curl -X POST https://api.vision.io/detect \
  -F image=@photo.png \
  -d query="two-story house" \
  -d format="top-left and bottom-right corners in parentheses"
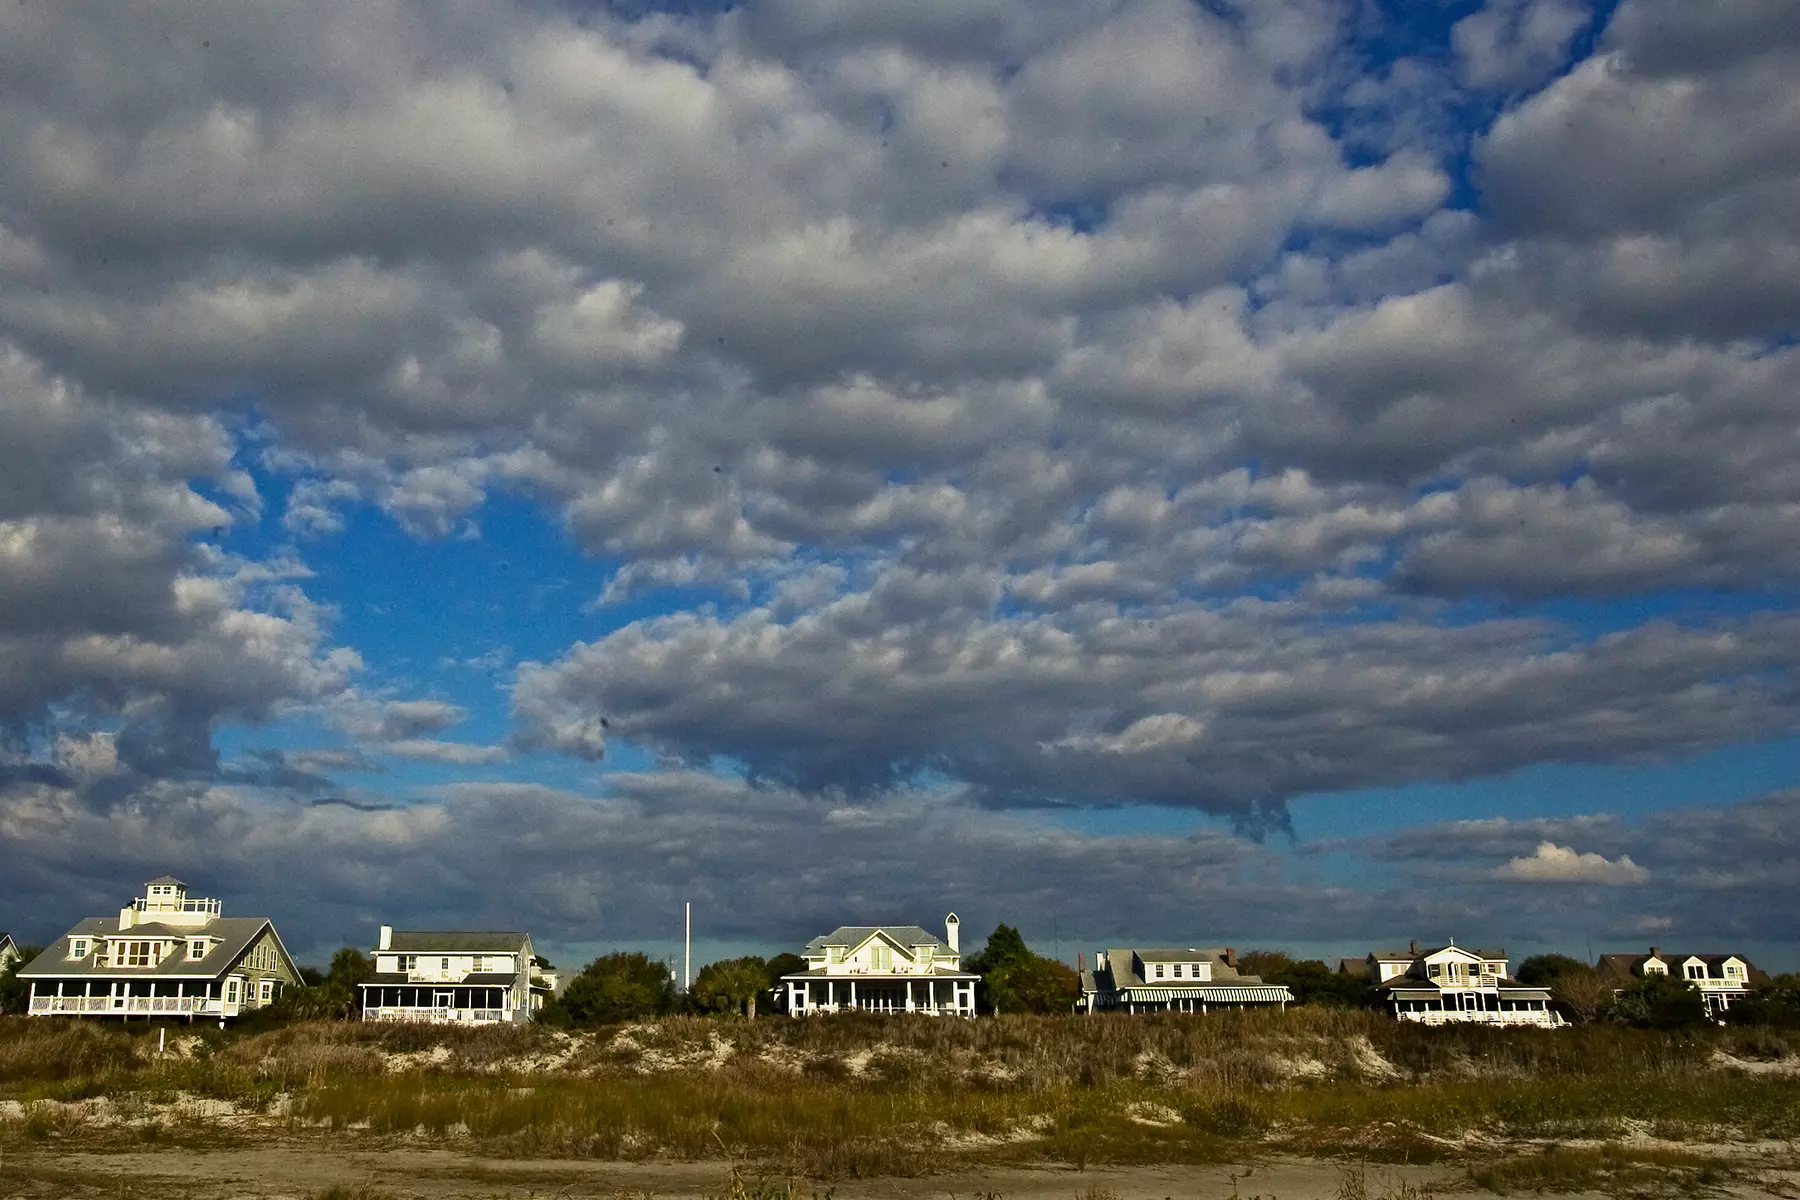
top-left (1079, 947), bottom-right (1293, 1013)
top-left (16, 877), bottom-right (298, 1023)
top-left (358, 927), bottom-right (555, 1025)
top-left (1596, 947), bottom-right (1757, 1017)
top-left (1368, 940), bottom-right (1559, 1026)
top-left (779, 913), bottom-right (977, 1016)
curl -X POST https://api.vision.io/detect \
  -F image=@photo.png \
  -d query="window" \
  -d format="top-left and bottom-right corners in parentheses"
top-left (440, 957), bottom-right (452, 975)
top-left (1153, 964), bottom-right (1165, 979)
top-left (400, 954), bottom-right (418, 973)
top-left (1427, 962), bottom-right (1441, 978)
top-left (1686, 964), bottom-right (1705, 980)
top-left (1172, 964), bottom-right (1184, 978)
top-left (871, 945), bottom-right (892, 971)
top-left (258, 979), bottom-right (274, 1005)
top-left (1725, 964), bottom-right (1740, 977)
top-left (188, 939), bottom-right (209, 960)
top-left (70, 938), bottom-right (91, 960)
top-left (1645, 961), bottom-right (1666, 975)
top-left (826, 946), bottom-right (843, 964)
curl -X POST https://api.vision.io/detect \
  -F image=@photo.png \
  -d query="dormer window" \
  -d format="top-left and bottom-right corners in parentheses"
top-left (70, 938), bottom-right (91, 960)
top-left (1686, 964), bottom-right (1705, 980)
top-left (188, 939), bottom-right (210, 960)
top-left (826, 946), bottom-right (844, 964)
top-left (1725, 964), bottom-right (1740, 977)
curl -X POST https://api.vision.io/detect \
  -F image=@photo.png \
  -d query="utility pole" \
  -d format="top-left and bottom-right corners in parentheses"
top-left (684, 901), bottom-right (692, 993)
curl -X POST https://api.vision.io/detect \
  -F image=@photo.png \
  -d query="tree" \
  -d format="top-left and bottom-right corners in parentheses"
top-left (271, 946), bottom-right (372, 1021)
top-left (1237, 950), bottom-right (1373, 1008)
top-left (692, 956), bottom-right (770, 1017)
top-left (1724, 973), bottom-right (1800, 1029)
top-left (964, 924), bottom-right (1077, 1014)
top-left (0, 945), bottom-right (43, 1015)
top-left (1515, 954), bottom-right (1592, 986)
top-left (550, 952), bottom-right (674, 1027)
top-left (1604, 972), bottom-right (1711, 1030)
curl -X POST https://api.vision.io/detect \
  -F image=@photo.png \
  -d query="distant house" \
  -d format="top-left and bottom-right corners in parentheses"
top-left (779, 913), bottom-right (978, 1016)
top-left (17, 877), bottom-right (298, 1022)
top-left (1596, 947), bottom-right (1756, 1017)
top-left (1079, 947), bottom-right (1293, 1013)
top-left (358, 926), bottom-right (556, 1025)
top-left (1366, 940), bottom-right (1559, 1027)
top-left (0, 934), bottom-right (20, 974)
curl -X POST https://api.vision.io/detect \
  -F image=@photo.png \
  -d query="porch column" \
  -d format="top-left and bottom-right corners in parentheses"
top-left (849, 979), bottom-right (857, 1010)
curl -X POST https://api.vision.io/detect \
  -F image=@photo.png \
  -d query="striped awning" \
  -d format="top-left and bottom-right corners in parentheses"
top-left (1114, 986), bottom-right (1292, 1003)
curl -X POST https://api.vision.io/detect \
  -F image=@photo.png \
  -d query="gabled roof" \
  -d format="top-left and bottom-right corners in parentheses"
top-left (144, 876), bottom-right (187, 888)
top-left (17, 917), bottom-right (294, 982)
top-left (1089, 947), bottom-right (1265, 990)
top-left (1597, 952), bottom-right (1755, 982)
top-left (804, 925), bottom-right (947, 954)
top-left (383, 931), bottom-right (529, 954)
top-left (1371, 944), bottom-right (1506, 962)
top-left (1136, 947), bottom-right (1228, 962)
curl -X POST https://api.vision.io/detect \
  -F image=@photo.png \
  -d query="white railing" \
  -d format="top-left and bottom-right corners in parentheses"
top-left (30, 995), bottom-right (237, 1016)
top-left (363, 1007), bottom-right (506, 1025)
top-left (1398, 1009), bottom-right (1561, 1027)
top-left (795, 1002), bottom-right (966, 1017)
top-left (134, 897), bottom-right (222, 916)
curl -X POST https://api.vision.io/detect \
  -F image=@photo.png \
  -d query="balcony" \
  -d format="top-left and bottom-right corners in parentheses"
top-left (133, 897), bottom-right (222, 917)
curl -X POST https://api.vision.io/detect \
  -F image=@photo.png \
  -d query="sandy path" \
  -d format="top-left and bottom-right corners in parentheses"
top-left (0, 1147), bottom-right (1458, 1200)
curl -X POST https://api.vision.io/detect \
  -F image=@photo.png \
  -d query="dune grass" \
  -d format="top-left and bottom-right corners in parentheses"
top-left (2, 1011), bottom-right (1796, 1176)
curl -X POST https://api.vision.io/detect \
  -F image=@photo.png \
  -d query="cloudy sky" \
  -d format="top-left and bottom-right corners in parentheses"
top-left (4, 0), bottom-right (1799, 973)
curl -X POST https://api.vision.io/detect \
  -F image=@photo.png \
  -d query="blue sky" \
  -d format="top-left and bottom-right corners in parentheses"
top-left (4, 0), bottom-right (1800, 974)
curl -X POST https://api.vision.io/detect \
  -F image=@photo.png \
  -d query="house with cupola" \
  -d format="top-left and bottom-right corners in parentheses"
top-left (16, 877), bottom-right (298, 1023)
top-left (1365, 940), bottom-right (1559, 1026)
top-left (1596, 948), bottom-right (1757, 1017)
top-left (779, 913), bottom-right (978, 1016)
top-left (358, 926), bottom-right (556, 1025)
top-left (1079, 946), bottom-right (1294, 1013)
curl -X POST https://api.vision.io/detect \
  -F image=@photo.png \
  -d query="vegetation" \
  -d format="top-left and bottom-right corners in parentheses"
top-left (693, 955), bottom-right (775, 1017)
top-left (0, 945), bottom-right (42, 1015)
top-left (963, 924), bottom-right (1080, 1015)
top-left (543, 951), bottom-right (675, 1027)
top-left (1726, 972), bottom-right (1800, 1028)
top-left (1603, 973), bottom-right (1712, 1030)
top-left (1, 1008), bottom-right (1796, 1177)
top-left (1237, 951), bottom-right (1375, 1008)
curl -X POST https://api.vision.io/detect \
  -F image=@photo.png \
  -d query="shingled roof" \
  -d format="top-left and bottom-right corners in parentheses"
top-left (383, 931), bottom-right (529, 954)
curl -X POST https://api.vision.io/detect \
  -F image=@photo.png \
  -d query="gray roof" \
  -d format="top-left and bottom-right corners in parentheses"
top-left (145, 876), bottom-right (187, 888)
top-left (1089, 947), bottom-right (1265, 990)
top-left (804, 925), bottom-right (947, 953)
top-left (17, 916), bottom-right (292, 982)
top-left (1597, 952), bottom-right (1753, 981)
top-left (382, 931), bottom-right (529, 954)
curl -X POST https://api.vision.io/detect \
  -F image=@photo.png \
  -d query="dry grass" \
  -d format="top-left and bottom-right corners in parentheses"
top-left (1465, 1143), bottom-right (1734, 1195)
top-left (1, 1012), bottom-right (1797, 1176)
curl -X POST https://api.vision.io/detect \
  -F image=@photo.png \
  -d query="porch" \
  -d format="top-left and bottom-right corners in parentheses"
top-left (783, 975), bottom-right (975, 1017)
top-left (28, 979), bottom-right (244, 1019)
top-left (359, 984), bottom-right (514, 1025)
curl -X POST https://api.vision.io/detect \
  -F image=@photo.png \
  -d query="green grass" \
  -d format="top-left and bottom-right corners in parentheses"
top-left (1466, 1143), bottom-right (1734, 1195)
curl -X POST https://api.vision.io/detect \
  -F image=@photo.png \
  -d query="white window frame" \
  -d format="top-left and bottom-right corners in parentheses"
top-left (188, 939), bottom-right (209, 960)
top-left (70, 938), bottom-right (91, 960)
top-left (258, 979), bottom-right (275, 1005)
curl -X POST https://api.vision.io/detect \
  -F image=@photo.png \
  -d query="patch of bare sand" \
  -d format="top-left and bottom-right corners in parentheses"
top-left (2, 1147), bottom-right (1461, 1200)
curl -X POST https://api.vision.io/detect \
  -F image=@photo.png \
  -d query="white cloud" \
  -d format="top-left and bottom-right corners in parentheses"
top-left (1495, 841), bottom-right (1651, 884)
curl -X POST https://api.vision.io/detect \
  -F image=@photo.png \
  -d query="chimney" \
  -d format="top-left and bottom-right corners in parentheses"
top-left (944, 912), bottom-right (960, 955)
top-left (1224, 948), bottom-right (1237, 969)
top-left (379, 925), bottom-right (393, 951)
top-left (119, 907), bottom-right (134, 932)
top-left (1409, 940), bottom-right (1418, 956)
top-left (1649, 946), bottom-right (1660, 959)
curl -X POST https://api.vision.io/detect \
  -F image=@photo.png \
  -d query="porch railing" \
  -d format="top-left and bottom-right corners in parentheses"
top-left (363, 1007), bottom-right (506, 1024)
top-left (30, 995), bottom-right (238, 1016)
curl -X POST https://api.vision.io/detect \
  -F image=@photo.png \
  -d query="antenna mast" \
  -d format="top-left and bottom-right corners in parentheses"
top-left (684, 901), bottom-right (692, 993)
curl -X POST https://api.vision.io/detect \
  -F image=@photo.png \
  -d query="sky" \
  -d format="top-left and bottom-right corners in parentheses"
top-left (4, 0), bottom-right (1800, 974)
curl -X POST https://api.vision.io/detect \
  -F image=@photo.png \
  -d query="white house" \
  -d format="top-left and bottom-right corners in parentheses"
top-left (0, 934), bottom-right (20, 974)
top-left (1079, 947), bottom-right (1293, 1013)
top-left (780, 913), bottom-right (977, 1016)
top-left (1596, 948), bottom-right (1756, 1017)
top-left (16, 877), bottom-right (299, 1022)
top-left (358, 927), bottom-right (556, 1025)
top-left (1368, 941), bottom-right (1560, 1027)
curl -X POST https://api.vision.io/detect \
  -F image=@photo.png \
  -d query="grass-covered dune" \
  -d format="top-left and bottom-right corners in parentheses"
top-left (3, 1010), bottom-right (1798, 1178)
